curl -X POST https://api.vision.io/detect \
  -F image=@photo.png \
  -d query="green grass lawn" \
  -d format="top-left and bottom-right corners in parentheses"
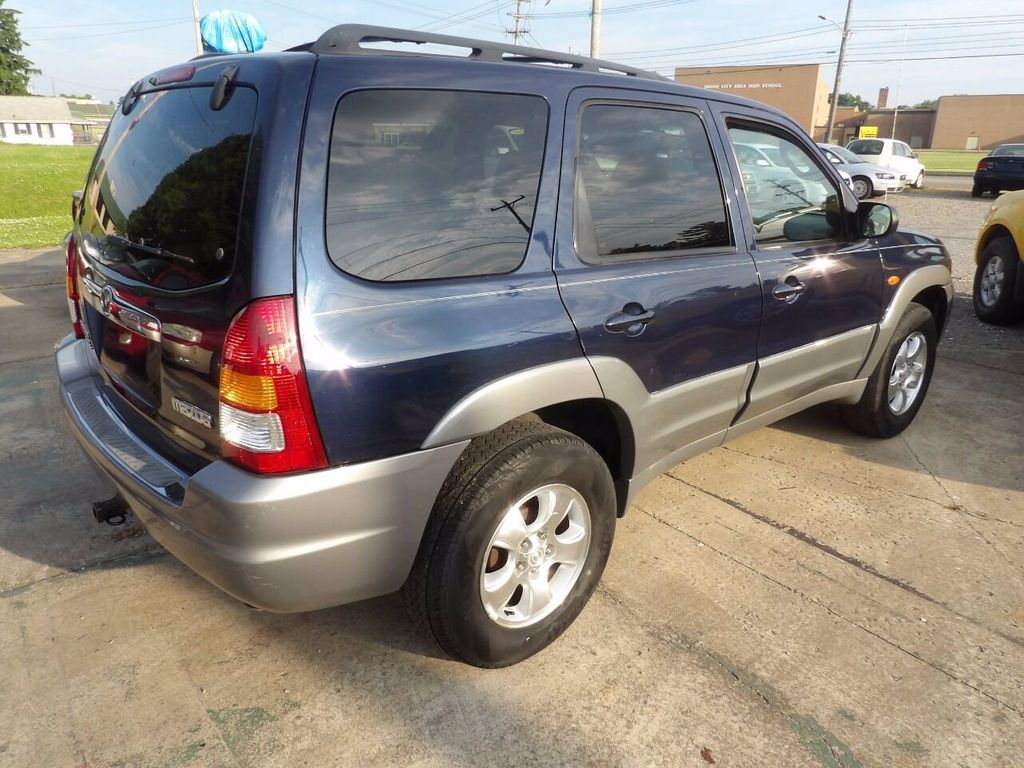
top-left (0, 144), bottom-right (95, 250)
top-left (916, 149), bottom-right (986, 174)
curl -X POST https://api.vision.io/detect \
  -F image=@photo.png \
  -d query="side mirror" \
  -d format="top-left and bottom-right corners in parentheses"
top-left (910, 151), bottom-right (918, 159)
top-left (858, 201), bottom-right (898, 237)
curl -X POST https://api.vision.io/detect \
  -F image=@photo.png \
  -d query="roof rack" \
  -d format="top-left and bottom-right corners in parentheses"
top-left (299, 24), bottom-right (665, 82)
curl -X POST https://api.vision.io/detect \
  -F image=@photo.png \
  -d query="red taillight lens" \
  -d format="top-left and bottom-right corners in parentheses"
top-left (219, 296), bottom-right (328, 474)
top-left (977, 160), bottom-right (993, 171)
top-left (65, 235), bottom-right (84, 339)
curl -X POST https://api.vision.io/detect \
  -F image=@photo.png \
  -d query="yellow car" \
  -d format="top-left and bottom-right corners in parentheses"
top-left (974, 189), bottom-right (1024, 324)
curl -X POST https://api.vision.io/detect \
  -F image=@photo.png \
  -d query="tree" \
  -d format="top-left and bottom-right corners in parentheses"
top-left (0, 1), bottom-right (39, 96)
top-left (913, 99), bottom-right (937, 110)
top-left (837, 92), bottom-right (872, 111)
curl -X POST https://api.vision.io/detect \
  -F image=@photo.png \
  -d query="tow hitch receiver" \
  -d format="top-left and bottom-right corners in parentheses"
top-left (93, 494), bottom-right (129, 526)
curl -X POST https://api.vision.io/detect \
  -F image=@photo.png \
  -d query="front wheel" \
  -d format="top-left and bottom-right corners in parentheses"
top-left (851, 176), bottom-right (873, 199)
top-left (405, 420), bottom-right (616, 667)
top-left (973, 238), bottom-right (1024, 325)
top-left (841, 303), bottom-right (937, 438)
top-left (912, 171), bottom-right (925, 189)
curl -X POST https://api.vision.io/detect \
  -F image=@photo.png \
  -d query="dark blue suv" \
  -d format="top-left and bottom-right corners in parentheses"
top-left (56, 25), bottom-right (952, 667)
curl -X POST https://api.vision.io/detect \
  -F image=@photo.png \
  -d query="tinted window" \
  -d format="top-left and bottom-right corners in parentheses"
top-left (992, 144), bottom-right (1024, 157)
top-left (326, 90), bottom-right (547, 282)
top-left (80, 86), bottom-right (257, 290)
top-left (575, 105), bottom-right (730, 263)
top-left (729, 124), bottom-right (842, 246)
top-left (847, 139), bottom-right (883, 156)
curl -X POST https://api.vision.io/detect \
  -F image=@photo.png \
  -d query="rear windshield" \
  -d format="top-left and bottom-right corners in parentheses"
top-left (326, 89), bottom-right (548, 282)
top-left (847, 139), bottom-right (883, 156)
top-left (825, 144), bottom-right (863, 164)
top-left (79, 86), bottom-right (257, 290)
top-left (991, 144), bottom-right (1024, 157)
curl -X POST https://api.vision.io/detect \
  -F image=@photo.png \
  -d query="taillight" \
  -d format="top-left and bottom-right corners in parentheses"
top-left (219, 296), bottom-right (328, 474)
top-left (977, 160), bottom-right (993, 171)
top-left (65, 234), bottom-right (85, 339)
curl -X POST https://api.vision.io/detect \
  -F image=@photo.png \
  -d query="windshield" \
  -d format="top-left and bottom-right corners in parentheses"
top-left (825, 144), bottom-right (863, 164)
top-left (847, 139), bottom-right (883, 156)
top-left (80, 86), bottom-right (257, 290)
top-left (991, 144), bottom-right (1024, 157)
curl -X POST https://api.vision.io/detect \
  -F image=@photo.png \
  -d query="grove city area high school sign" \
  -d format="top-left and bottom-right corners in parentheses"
top-left (702, 82), bottom-right (784, 90)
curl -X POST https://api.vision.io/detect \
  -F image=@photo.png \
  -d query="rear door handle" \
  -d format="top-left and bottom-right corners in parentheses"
top-left (605, 303), bottom-right (655, 335)
top-left (771, 279), bottom-right (807, 303)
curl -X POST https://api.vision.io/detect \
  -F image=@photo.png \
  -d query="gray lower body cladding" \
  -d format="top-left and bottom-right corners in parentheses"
top-left (56, 335), bottom-right (468, 612)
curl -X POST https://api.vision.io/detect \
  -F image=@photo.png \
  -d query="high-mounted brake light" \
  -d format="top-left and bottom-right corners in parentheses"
top-left (65, 235), bottom-right (85, 339)
top-left (219, 296), bottom-right (328, 474)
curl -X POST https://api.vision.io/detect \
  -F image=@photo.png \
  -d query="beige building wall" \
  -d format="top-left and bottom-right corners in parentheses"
top-left (931, 95), bottom-right (1024, 150)
top-left (673, 64), bottom-right (827, 134)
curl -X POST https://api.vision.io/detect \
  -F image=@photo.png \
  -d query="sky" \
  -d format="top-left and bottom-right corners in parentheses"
top-left (14, 0), bottom-right (1024, 107)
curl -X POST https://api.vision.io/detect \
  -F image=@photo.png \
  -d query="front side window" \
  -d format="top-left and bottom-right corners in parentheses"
top-left (729, 123), bottom-right (843, 247)
top-left (575, 104), bottom-right (730, 264)
top-left (326, 90), bottom-right (548, 282)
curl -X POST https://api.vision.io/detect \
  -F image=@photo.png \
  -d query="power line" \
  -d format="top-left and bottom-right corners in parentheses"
top-left (22, 16), bottom-right (190, 30)
top-left (30, 20), bottom-right (191, 42)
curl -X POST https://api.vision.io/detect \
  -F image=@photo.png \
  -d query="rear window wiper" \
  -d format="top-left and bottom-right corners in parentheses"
top-left (104, 234), bottom-right (197, 265)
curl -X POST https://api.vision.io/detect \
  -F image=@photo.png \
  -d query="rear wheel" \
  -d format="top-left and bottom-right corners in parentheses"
top-left (851, 176), bottom-right (873, 199)
top-left (842, 303), bottom-right (936, 438)
top-left (973, 237), bottom-right (1024, 325)
top-left (971, 184), bottom-right (984, 198)
top-left (404, 420), bottom-right (616, 667)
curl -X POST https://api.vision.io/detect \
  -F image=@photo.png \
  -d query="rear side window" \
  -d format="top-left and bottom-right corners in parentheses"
top-left (80, 86), bottom-right (257, 290)
top-left (847, 139), bottom-right (883, 156)
top-left (326, 90), bottom-right (548, 282)
top-left (574, 104), bottom-right (730, 264)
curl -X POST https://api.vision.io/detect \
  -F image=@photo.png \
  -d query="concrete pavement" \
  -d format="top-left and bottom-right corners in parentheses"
top-left (1, 188), bottom-right (1022, 767)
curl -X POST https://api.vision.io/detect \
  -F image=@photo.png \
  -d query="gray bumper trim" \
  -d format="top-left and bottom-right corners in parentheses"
top-left (56, 336), bottom-right (468, 612)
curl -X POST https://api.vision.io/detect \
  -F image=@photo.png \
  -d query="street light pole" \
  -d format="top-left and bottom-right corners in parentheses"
top-left (821, 0), bottom-right (853, 144)
top-left (590, 0), bottom-right (602, 58)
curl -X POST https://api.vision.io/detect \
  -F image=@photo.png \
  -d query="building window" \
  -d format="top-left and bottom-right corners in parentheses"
top-left (46, 124), bottom-right (55, 138)
top-left (14, 123), bottom-right (30, 135)
top-left (0, 124), bottom-right (6, 138)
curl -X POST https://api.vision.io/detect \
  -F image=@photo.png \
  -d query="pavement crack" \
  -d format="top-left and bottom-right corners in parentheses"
top-left (0, 354), bottom-right (54, 367)
top-left (935, 353), bottom-right (1024, 377)
top-left (635, 503), bottom-right (1024, 720)
top-left (666, 472), bottom-right (939, 604)
top-left (900, 436), bottom-right (1024, 578)
top-left (0, 548), bottom-right (164, 598)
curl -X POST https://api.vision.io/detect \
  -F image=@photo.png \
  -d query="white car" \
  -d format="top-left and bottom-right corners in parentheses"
top-left (818, 143), bottom-right (906, 199)
top-left (846, 137), bottom-right (925, 189)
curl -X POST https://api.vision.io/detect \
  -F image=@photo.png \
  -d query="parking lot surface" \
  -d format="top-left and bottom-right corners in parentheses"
top-left (2, 181), bottom-right (1022, 767)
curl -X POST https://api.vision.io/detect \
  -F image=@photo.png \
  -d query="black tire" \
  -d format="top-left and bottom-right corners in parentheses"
top-left (912, 171), bottom-right (925, 189)
top-left (973, 237), bottom-right (1024, 325)
top-left (971, 184), bottom-right (983, 198)
top-left (851, 176), bottom-right (873, 200)
top-left (404, 420), bottom-right (616, 667)
top-left (841, 303), bottom-right (937, 438)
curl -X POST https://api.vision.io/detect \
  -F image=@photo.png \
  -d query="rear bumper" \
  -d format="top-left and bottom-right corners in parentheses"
top-left (56, 335), bottom-right (467, 612)
top-left (973, 171), bottom-right (1024, 191)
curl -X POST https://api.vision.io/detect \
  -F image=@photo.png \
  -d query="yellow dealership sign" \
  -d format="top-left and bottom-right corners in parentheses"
top-left (859, 126), bottom-right (879, 138)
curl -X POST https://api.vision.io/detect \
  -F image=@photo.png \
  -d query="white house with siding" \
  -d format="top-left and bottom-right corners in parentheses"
top-left (0, 96), bottom-right (75, 145)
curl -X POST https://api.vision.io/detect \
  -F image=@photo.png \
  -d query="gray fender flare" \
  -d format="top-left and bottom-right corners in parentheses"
top-left (855, 263), bottom-right (953, 380)
top-left (421, 358), bottom-right (604, 449)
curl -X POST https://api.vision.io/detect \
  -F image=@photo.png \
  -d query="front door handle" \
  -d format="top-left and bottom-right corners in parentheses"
top-left (605, 303), bottom-right (655, 336)
top-left (771, 278), bottom-right (807, 304)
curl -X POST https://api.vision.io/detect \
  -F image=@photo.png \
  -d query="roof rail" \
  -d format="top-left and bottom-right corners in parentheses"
top-left (301, 24), bottom-right (666, 81)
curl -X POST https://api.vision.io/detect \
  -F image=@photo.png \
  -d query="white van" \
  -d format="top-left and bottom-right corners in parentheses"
top-left (847, 138), bottom-right (925, 189)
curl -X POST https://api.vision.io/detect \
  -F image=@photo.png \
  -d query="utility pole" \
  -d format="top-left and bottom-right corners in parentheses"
top-left (590, 0), bottom-right (602, 58)
top-left (508, 0), bottom-right (530, 44)
top-left (821, 0), bottom-right (853, 145)
top-left (192, 0), bottom-right (203, 56)
top-left (891, 24), bottom-right (908, 139)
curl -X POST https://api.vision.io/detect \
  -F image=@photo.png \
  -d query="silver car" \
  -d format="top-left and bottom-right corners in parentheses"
top-left (818, 143), bottom-right (906, 199)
